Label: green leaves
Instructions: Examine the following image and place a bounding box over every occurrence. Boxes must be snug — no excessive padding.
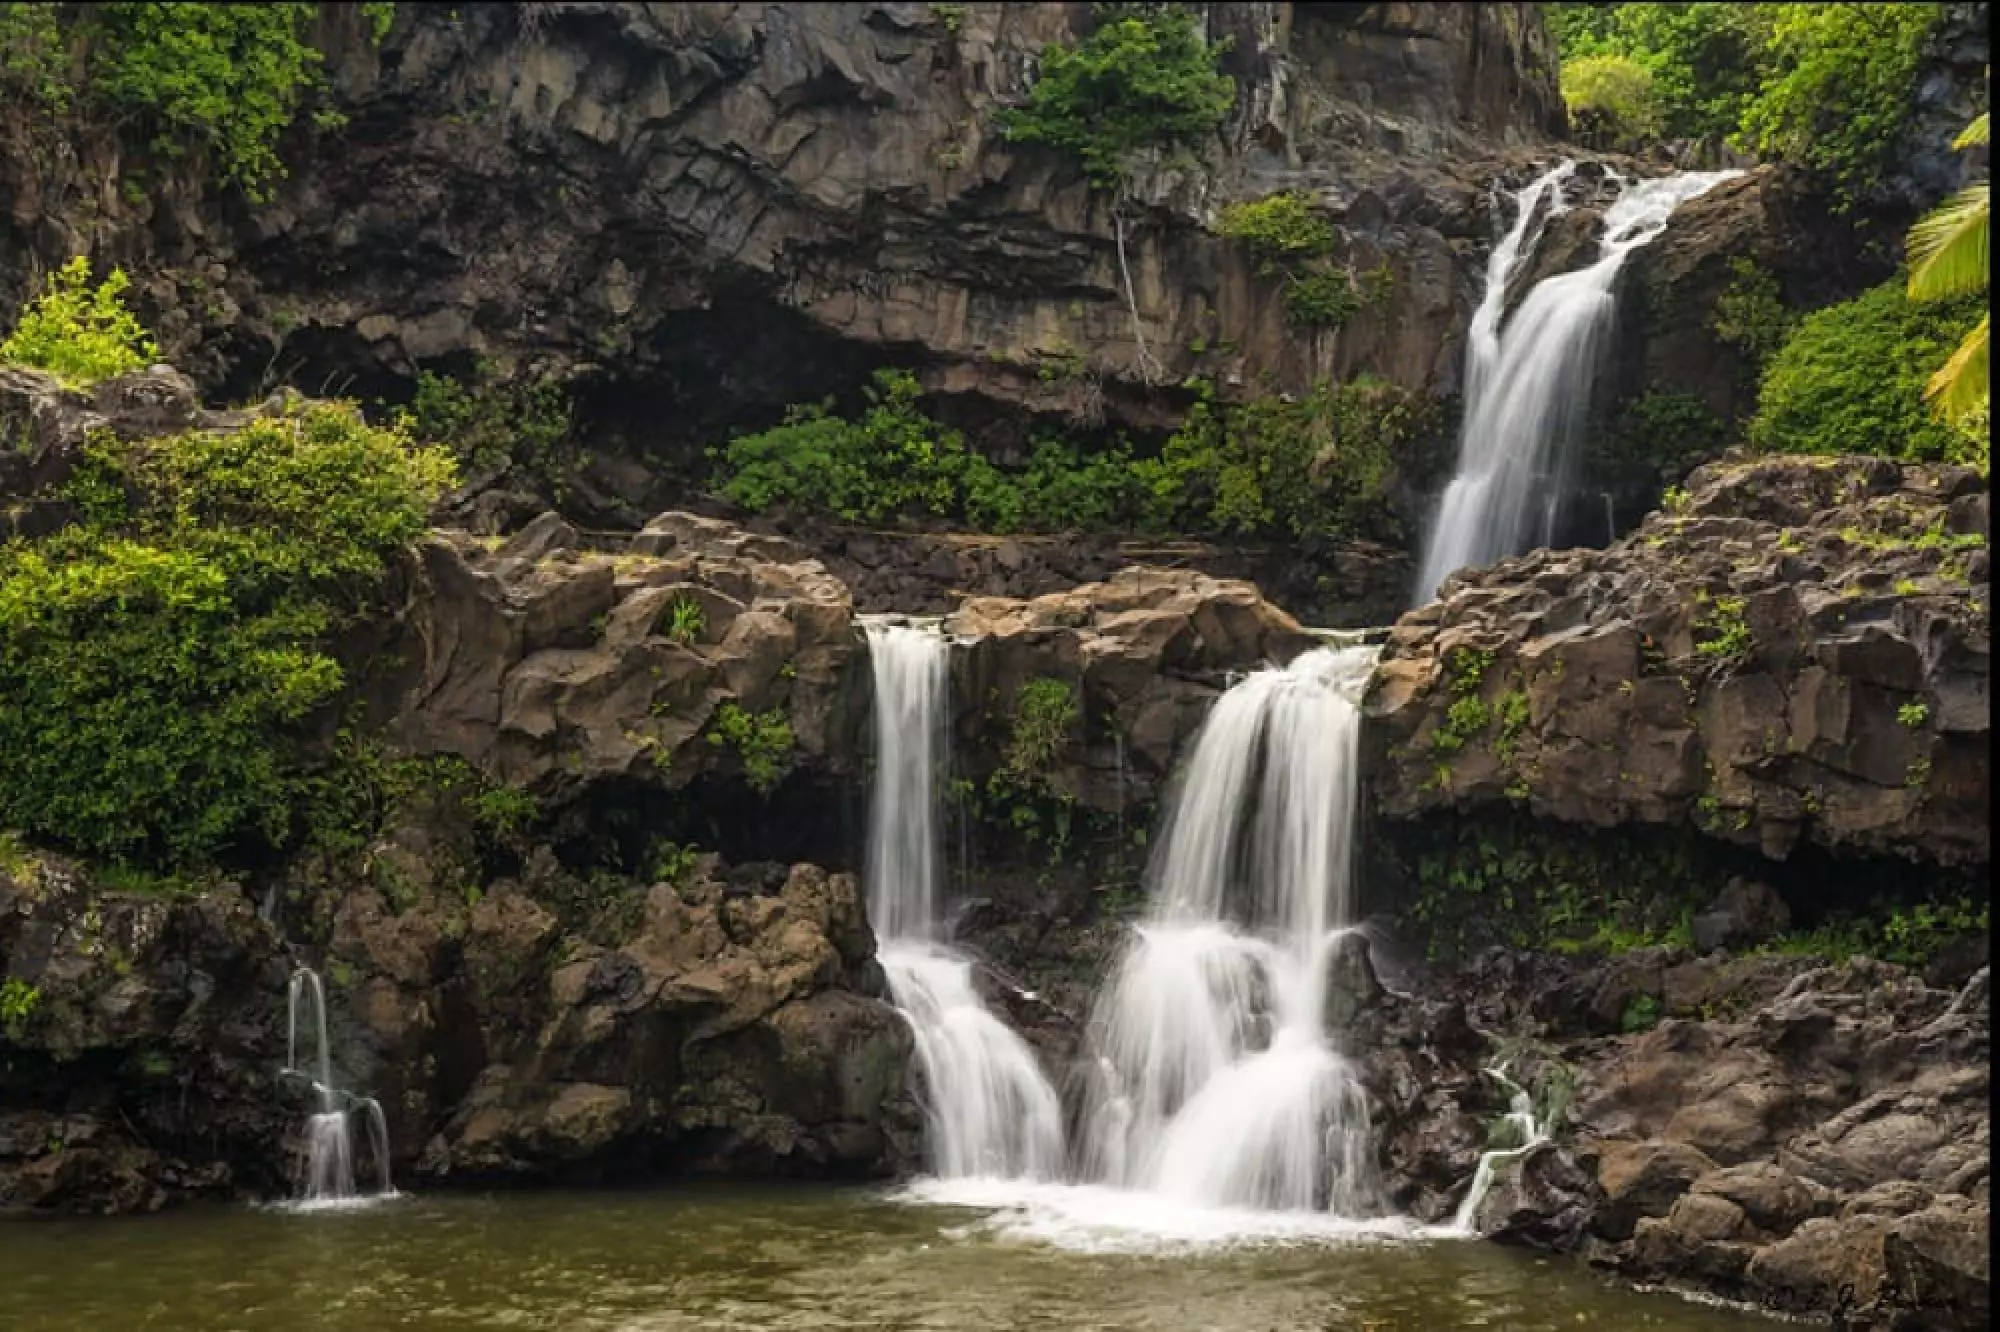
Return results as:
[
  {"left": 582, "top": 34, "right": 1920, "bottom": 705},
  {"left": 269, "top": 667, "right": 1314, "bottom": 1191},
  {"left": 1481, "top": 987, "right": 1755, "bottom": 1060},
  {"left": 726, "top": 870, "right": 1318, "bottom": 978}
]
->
[
  {"left": 0, "top": 399, "right": 453, "bottom": 868},
  {"left": 0, "top": 257, "right": 157, "bottom": 385},
  {"left": 1561, "top": 53, "right": 1666, "bottom": 149},
  {"left": 1748, "top": 278, "right": 1986, "bottom": 467},
  {"left": 998, "top": 8, "right": 1234, "bottom": 191}
]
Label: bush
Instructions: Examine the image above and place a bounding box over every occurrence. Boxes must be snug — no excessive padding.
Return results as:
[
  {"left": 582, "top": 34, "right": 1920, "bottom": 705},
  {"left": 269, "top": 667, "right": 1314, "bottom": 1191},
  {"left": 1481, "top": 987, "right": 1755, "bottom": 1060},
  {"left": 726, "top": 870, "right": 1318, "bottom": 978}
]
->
[
  {"left": 998, "top": 6, "right": 1234, "bottom": 190},
  {"left": 1561, "top": 53, "right": 1667, "bottom": 150},
  {"left": 1735, "top": 3, "right": 1941, "bottom": 209},
  {"left": 0, "top": 401, "right": 453, "bottom": 867},
  {"left": 1, "top": 4, "right": 395, "bottom": 201},
  {"left": 392, "top": 362, "right": 575, "bottom": 488},
  {"left": 1551, "top": 3, "right": 1775, "bottom": 144},
  {"left": 1748, "top": 279, "right": 1985, "bottom": 464},
  {"left": 1213, "top": 192, "right": 1335, "bottom": 268},
  {"left": 1, "top": 257, "right": 157, "bottom": 385}
]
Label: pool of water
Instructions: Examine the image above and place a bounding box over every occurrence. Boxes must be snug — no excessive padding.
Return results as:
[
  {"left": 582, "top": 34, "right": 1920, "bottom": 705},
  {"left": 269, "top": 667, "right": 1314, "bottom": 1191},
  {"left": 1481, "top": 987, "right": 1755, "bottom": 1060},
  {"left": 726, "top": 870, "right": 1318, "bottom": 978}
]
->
[{"left": 0, "top": 1182, "right": 1784, "bottom": 1330}]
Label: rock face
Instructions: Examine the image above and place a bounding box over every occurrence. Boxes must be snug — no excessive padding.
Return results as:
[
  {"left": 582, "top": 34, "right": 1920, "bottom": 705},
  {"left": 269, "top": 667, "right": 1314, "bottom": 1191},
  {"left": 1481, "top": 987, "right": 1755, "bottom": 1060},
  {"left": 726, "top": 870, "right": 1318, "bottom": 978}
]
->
[
  {"left": 1, "top": 3, "right": 1559, "bottom": 479},
  {"left": 378, "top": 509, "right": 864, "bottom": 805},
  {"left": 327, "top": 858, "right": 918, "bottom": 1182},
  {"left": 1338, "top": 929, "right": 1990, "bottom": 1329},
  {"left": 0, "top": 844, "right": 918, "bottom": 1212},
  {"left": 1367, "top": 454, "right": 1991, "bottom": 870},
  {"left": 0, "top": 852, "right": 292, "bottom": 1214}
]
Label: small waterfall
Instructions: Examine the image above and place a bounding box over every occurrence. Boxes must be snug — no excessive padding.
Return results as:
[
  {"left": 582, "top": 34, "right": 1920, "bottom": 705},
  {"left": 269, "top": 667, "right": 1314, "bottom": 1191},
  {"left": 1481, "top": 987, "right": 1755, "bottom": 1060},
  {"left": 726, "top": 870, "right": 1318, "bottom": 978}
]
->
[
  {"left": 863, "top": 621, "right": 1066, "bottom": 1181},
  {"left": 281, "top": 968, "right": 395, "bottom": 1207},
  {"left": 1078, "top": 646, "right": 1380, "bottom": 1214},
  {"left": 1602, "top": 491, "right": 1618, "bottom": 547},
  {"left": 1449, "top": 1062, "right": 1551, "bottom": 1233},
  {"left": 1415, "top": 164, "right": 1739, "bottom": 603}
]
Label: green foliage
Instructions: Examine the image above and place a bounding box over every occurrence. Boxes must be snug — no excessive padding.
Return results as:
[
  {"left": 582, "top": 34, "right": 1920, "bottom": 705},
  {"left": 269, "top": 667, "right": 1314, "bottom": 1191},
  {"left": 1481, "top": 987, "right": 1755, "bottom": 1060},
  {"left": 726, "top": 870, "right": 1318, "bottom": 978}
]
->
[
  {"left": 392, "top": 362, "right": 575, "bottom": 489},
  {"left": 1, "top": 256, "right": 157, "bottom": 385},
  {"left": 1551, "top": 3, "right": 1777, "bottom": 143},
  {"left": 1431, "top": 694, "right": 1492, "bottom": 758},
  {"left": 1620, "top": 992, "right": 1663, "bottom": 1033},
  {"left": 1897, "top": 700, "right": 1930, "bottom": 729},
  {"left": 997, "top": 6, "right": 1235, "bottom": 190},
  {"left": 1736, "top": 3, "right": 1941, "bottom": 209},
  {"left": 467, "top": 784, "right": 538, "bottom": 840},
  {"left": 715, "top": 369, "right": 1429, "bottom": 543},
  {"left": 1493, "top": 689, "right": 1532, "bottom": 765},
  {"left": 1561, "top": 53, "right": 1667, "bottom": 150},
  {"left": 0, "top": 2, "right": 69, "bottom": 109},
  {"left": 1709, "top": 257, "right": 1796, "bottom": 368},
  {"left": 0, "top": 401, "right": 453, "bottom": 868},
  {"left": 0, "top": 4, "right": 392, "bottom": 200},
  {"left": 1691, "top": 591, "right": 1753, "bottom": 671},
  {"left": 1591, "top": 391, "right": 1728, "bottom": 488},
  {"left": 1907, "top": 116, "right": 1989, "bottom": 428},
  {"left": 666, "top": 594, "right": 704, "bottom": 645},
  {"left": 1003, "top": 678, "right": 1080, "bottom": 790},
  {"left": 1749, "top": 279, "right": 1986, "bottom": 465},
  {"left": 647, "top": 839, "right": 700, "bottom": 887},
  {"left": 1768, "top": 895, "right": 1987, "bottom": 968},
  {"left": 705, "top": 703, "right": 794, "bottom": 795},
  {"left": 0, "top": 976, "right": 41, "bottom": 1034},
  {"left": 1391, "top": 816, "right": 1713, "bottom": 962},
  {"left": 1214, "top": 193, "right": 1335, "bottom": 267}
]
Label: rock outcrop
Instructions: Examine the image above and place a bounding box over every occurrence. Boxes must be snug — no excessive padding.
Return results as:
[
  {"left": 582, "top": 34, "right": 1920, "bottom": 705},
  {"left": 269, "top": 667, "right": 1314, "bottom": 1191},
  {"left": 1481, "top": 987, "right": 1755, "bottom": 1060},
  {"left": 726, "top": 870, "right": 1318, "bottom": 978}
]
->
[
  {"left": 1367, "top": 454, "right": 1991, "bottom": 870},
  {"left": 2, "top": 4, "right": 1560, "bottom": 488}
]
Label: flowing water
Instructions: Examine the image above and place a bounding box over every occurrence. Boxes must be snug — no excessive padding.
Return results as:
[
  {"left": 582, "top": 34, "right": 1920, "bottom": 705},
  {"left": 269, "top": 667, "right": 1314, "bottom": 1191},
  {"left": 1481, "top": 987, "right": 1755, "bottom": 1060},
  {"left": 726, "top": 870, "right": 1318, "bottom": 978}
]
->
[
  {"left": 281, "top": 967, "right": 395, "bottom": 1208},
  {"left": 863, "top": 620, "right": 1067, "bottom": 1182},
  {"left": 0, "top": 1187, "right": 1787, "bottom": 1330},
  {"left": 1414, "top": 164, "right": 1740, "bottom": 602},
  {"left": 1078, "top": 647, "right": 1379, "bottom": 1215}
]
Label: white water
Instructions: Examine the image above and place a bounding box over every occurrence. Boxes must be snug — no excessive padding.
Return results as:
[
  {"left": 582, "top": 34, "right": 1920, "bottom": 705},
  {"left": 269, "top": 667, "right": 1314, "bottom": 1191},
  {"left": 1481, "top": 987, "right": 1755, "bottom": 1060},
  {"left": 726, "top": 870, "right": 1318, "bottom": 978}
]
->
[
  {"left": 281, "top": 967, "right": 395, "bottom": 1208},
  {"left": 1449, "top": 1062, "right": 1552, "bottom": 1234},
  {"left": 1076, "top": 646, "right": 1381, "bottom": 1216},
  {"left": 1415, "top": 164, "right": 1740, "bottom": 602},
  {"left": 863, "top": 621, "right": 1066, "bottom": 1182}
]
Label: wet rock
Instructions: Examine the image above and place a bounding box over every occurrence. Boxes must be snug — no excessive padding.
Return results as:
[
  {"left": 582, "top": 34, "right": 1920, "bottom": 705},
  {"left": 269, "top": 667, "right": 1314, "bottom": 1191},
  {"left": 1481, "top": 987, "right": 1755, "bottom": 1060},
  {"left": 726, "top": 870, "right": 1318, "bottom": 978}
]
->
[
  {"left": 1690, "top": 877, "right": 1791, "bottom": 954},
  {"left": 1473, "top": 1142, "right": 1601, "bottom": 1251},
  {"left": 1591, "top": 1139, "right": 1720, "bottom": 1242}
]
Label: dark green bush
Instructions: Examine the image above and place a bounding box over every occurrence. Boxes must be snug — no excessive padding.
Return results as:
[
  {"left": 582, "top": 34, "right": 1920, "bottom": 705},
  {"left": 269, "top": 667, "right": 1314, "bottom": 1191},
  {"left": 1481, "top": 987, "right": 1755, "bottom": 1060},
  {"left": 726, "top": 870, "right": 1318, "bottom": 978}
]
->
[{"left": 1748, "top": 279, "right": 1985, "bottom": 464}]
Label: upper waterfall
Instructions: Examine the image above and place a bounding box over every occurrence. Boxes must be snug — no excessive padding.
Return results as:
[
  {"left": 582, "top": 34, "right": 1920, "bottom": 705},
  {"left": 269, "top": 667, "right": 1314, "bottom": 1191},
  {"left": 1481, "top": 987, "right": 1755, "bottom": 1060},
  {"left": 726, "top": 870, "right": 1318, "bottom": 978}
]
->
[{"left": 1414, "top": 164, "right": 1740, "bottom": 603}]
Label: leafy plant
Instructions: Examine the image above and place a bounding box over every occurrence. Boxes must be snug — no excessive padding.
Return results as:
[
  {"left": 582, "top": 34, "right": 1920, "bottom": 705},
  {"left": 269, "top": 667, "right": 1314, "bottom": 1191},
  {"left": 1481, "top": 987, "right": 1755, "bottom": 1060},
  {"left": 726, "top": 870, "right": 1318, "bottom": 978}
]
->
[
  {"left": 1562, "top": 53, "right": 1667, "bottom": 150},
  {"left": 1906, "top": 113, "right": 1989, "bottom": 431},
  {"left": 392, "top": 362, "right": 576, "bottom": 489},
  {"left": 1, "top": 256, "right": 157, "bottom": 385},
  {"left": 1897, "top": 700, "right": 1930, "bottom": 729},
  {"left": 1002, "top": 678, "right": 1080, "bottom": 789},
  {"left": 1710, "top": 256, "right": 1796, "bottom": 368},
  {"left": 0, "top": 977, "right": 41, "bottom": 1035},
  {"left": 1692, "top": 592, "right": 1753, "bottom": 671},
  {"left": 997, "top": 6, "right": 1235, "bottom": 190},
  {"left": 0, "top": 399, "right": 453, "bottom": 867},
  {"left": 1214, "top": 192, "right": 1336, "bottom": 267},
  {"left": 648, "top": 839, "right": 700, "bottom": 887},
  {"left": 706, "top": 703, "right": 794, "bottom": 795},
  {"left": 1620, "top": 992, "right": 1663, "bottom": 1033},
  {"left": 666, "top": 594, "right": 704, "bottom": 645},
  {"left": 1734, "top": 3, "right": 1941, "bottom": 210},
  {"left": 1748, "top": 279, "right": 1985, "bottom": 467}
]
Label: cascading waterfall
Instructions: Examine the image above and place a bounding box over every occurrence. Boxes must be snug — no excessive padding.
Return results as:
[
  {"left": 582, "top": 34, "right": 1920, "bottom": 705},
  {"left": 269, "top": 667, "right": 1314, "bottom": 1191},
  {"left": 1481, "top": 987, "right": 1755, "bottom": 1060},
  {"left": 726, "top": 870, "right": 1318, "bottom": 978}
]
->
[
  {"left": 281, "top": 967, "right": 394, "bottom": 1207},
  {"left": 1077, "top": 646, "right": 1380, "bottom": 1215},
  {"left": 1414, "top": 163, "right": 1740, "bottom": 603},
  {"left": 863, "top": 620, "right": 1066, "bottom": 1182}
]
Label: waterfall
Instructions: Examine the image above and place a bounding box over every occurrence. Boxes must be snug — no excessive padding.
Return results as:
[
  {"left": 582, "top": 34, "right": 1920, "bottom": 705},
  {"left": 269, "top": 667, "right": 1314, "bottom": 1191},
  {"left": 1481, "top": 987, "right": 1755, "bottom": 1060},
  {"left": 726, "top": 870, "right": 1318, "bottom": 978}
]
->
[
  {"left": 863, "top": 621, "right": 1066, "bottom": 1181},
  {"left": 1414, "top": 164, "right": 1740, "bottom": 603},
  {"left": 1077, "top": 646, "right": 1380, "bottom": 1214},
  {"left": 1449, "top": 1062, "right": 1552, "bottom": 1234},
  {"left": 281, "top": 967, "right": 395, "bottom": 1208}
]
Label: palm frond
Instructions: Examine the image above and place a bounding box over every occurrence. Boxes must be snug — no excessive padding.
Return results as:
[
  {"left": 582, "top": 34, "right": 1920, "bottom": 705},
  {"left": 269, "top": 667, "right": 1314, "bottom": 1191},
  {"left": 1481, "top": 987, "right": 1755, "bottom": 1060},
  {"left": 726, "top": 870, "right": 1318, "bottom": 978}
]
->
[
  {"left": 1926, "top": 313, "right": 1989, "bottom": 422},
  {"left": 1955, "top": 112, "right": 1989, "bottom": 150},
  {"left": 1907, "top": 183, "right": 1989, "bottom": 303}
]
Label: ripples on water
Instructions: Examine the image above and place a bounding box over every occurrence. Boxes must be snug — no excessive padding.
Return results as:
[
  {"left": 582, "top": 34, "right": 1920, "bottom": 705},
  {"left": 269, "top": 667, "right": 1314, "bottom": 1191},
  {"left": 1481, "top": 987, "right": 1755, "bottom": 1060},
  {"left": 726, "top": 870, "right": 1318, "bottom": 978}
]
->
[{"left": 0, "top": 1184, "right": 1786, "bottom": 1331}]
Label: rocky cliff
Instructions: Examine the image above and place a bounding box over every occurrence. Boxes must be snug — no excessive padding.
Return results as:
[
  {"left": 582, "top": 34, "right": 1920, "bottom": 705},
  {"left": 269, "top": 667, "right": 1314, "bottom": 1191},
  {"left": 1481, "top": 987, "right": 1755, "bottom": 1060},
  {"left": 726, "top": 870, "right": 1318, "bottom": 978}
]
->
[{"left": 1, "top": 3, "right": 1560, "bottom": 518}]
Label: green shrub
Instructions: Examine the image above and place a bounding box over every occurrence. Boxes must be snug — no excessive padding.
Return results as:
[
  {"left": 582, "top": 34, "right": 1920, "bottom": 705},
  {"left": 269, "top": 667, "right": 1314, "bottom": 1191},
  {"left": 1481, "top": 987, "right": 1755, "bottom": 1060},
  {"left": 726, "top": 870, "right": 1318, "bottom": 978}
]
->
[
  {"left": 1, "top": 256, "right": 157, "bottom": 385},
  {"left": 1735, "top": 3, "right": 1941, "bottom": 209},
  {"left": 998, "top": 6, "right": 1234, "bottom": 190},
  {"left": 0, "top": 2, "right": 69, "bottom": 109},
  {"left": 1213, "top": 193, "right": 1335, "bottom": 268},
  {"left": 392, "top": 362, "right": 575, "bottom": 488},
  {"left": 705, "top": 703, "right": 794, "bottom": 795},
  {"left": 1709, "top": 256, "right": 1796, "bottom": 368},
  {"left": 1561, "top": 53, "right": 1668, "bottom": 149},
  {"left": 0, "top": 976, "right": 40, "bottom": 1036},
  {"left": 1748, "top": 279, "right": 1986, "bottom": 464},
  {"left": 1003, "top": 678, "right": 1080, "bottom": 789},
  {"left": 0, "top": 401, "right": 452, "bottom": 867},
  {"left": 1551, "top": 3, "right": 1776, "bottom": 143}
]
